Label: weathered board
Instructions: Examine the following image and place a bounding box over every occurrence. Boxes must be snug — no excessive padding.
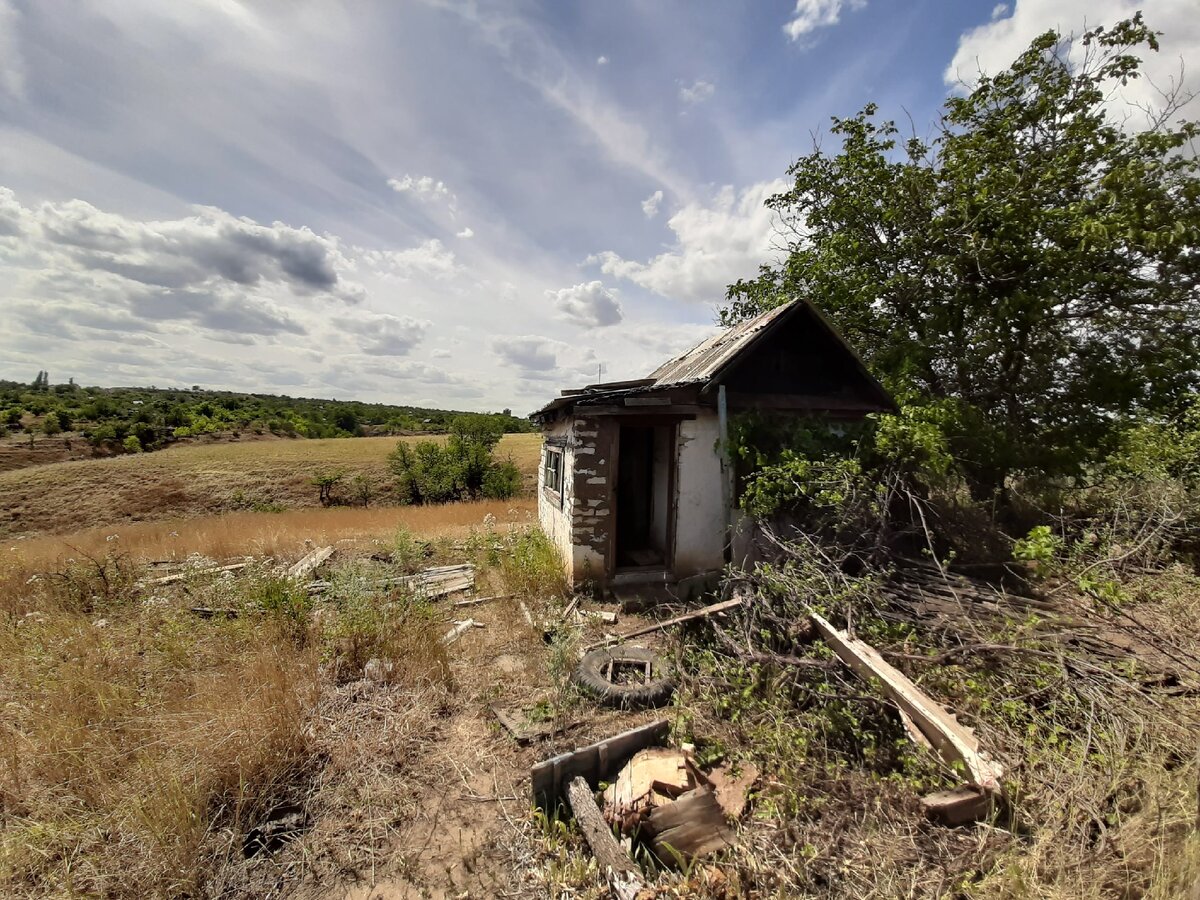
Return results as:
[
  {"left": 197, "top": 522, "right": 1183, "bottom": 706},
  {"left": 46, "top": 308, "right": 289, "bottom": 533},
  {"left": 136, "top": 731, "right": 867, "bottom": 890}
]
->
[
  {"left": 642, "top": 787, "right": 734, "bottom": 864},
  {"left": 531, "top": 719, "right": 670, "bottom": 810}
]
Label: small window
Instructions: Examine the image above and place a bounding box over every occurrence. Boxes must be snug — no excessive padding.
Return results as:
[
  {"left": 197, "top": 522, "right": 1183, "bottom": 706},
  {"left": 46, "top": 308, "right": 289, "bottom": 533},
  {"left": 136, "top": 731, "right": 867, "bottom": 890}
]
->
[{"left": 543, "top": 447, "right": 563, "bottom": 496}]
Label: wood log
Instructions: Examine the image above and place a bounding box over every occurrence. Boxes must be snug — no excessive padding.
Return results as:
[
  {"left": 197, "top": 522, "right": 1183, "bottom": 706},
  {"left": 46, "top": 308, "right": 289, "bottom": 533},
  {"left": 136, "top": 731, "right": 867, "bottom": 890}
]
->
[
  {"left": 442, "top": 618, "right": 484, "bottom": 644},
  {"left": 566, "top": 776, "right": 645, "bottom": 900},
  {"left": 920, "top": 785, "right": 993, "bottom": 826},
  {"left": 143, "top": 562, "right": 250, "bottom": 586}
]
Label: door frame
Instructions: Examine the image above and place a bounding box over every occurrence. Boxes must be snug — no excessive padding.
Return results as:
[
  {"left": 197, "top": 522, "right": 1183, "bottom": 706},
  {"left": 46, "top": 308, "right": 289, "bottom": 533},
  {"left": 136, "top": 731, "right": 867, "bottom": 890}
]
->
[{"left": 607, "top": 417, "right": 679, "bottom": 579}]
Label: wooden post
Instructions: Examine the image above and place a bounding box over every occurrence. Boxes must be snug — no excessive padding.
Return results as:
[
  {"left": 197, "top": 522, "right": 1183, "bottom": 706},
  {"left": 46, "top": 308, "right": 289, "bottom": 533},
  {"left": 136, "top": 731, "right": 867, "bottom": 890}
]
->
[{"left": 565, "top": 776, "right": 645, "bottom": 900}]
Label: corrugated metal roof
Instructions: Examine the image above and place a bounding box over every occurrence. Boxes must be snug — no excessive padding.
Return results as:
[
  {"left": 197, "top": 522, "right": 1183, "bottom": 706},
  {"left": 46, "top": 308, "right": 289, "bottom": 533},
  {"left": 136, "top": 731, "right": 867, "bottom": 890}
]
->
[{"left": 647, "top": 301, "right": 795, "bottom": 386}]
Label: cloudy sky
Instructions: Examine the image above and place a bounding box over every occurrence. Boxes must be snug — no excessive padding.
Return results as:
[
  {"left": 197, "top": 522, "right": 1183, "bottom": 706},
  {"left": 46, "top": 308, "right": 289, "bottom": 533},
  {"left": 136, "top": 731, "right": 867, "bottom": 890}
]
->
[{"left": 0, "top": 1, "right": 1196, "bottom": 413}]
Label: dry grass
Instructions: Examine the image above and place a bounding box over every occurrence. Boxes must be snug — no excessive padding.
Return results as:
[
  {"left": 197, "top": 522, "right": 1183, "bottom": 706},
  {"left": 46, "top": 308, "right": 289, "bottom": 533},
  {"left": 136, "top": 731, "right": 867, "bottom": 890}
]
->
[
  {"left": 3, "top": 499, "right": 536, "bottom": 576},
  {"left": 0, "top": 593, "right": 321, "bottom": 897},
  {"left": 0, "top": 432, "right": 542, "bottom": 538}
]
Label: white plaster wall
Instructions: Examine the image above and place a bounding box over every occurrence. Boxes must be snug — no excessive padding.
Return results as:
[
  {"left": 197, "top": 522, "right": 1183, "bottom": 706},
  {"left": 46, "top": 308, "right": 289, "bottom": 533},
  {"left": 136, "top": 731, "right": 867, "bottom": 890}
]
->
[
  {"left": 537, "top": 421, "right": 574, "bottom": 577},
  {"left": 672, "top": 413, "right": 728, "bottom": 575}
]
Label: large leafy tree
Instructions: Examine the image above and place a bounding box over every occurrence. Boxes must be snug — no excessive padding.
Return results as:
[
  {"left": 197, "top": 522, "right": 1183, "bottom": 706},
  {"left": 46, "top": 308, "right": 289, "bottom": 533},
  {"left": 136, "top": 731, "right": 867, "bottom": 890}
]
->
[{"left": 724, "top": 16, "right": 1200, "bottom": 498}]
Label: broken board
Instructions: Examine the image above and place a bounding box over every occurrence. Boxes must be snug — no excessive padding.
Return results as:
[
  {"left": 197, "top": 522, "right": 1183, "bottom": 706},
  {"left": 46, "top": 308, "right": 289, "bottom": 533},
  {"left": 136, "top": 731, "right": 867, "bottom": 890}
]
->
[
  {"left": 531, "top": 719, "right": 670, "bottom": 810},
  {"left": 811, "top": 613, "right": 1004, "bottom": 793},
  {"left": 642, "top": 787, "right": 734, "bottom": 865}
]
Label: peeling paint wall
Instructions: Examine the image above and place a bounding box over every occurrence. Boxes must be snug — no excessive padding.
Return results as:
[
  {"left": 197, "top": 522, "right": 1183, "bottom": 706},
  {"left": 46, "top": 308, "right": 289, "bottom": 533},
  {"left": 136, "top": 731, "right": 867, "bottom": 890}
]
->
[
  {"left": 566, "top": 416, "right": 614, "bottom": 583},
  {"left": 538, "top": 415, "right": 616, "bottom": 584},
  {"left": 671, "top": 413, "right": 727, "bottom": 574}
]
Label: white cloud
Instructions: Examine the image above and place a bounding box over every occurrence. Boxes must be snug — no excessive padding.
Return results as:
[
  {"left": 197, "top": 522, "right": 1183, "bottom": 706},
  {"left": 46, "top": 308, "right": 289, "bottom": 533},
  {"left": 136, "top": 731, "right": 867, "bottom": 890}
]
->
[
  {"left": 547, "top": 280, "right": 623, "bottom": 327},
  {"left": 0, "top": 0, "right": 25, "bottom": 99},
  {"left": 456, "top": 226, "right": 475, "bottom": 239},
  {"left": 337, "top": 313, "right": 431, "bottom": 356},
  {"left": 597, "top": 55, "right": 608, "bottom": 66},
  {"left": 947, "top": 1, "right": 1200, "bottom": 125},
  {"left": 0, "top": 187, "right": 365, "bottom": 303},
  {"left": 991, "top": 3, "right": 1009, "bottom": 20},
  {"left": 359, "top": 239, "right": 457, "bottom": 280},
  {"left": 588, "top": 178, "right": 788, "bottom": 303},
  {"left": 490, "top": 334, "right": 599, "bottom": 383},
  {"left": 387, "top": 174, "right": 452, "bottom": 201},
  {"left": 783, "top": 0, "right": 867, "bottom": 41},
  {"left": 679, "top": 79, "right": 715, "bottom": 104},
  {"left": 641, "top": 190, "right": 664, "bottom": 219},
  {"left": 491, "top": 334, "right": 567, "bottom": 372}
]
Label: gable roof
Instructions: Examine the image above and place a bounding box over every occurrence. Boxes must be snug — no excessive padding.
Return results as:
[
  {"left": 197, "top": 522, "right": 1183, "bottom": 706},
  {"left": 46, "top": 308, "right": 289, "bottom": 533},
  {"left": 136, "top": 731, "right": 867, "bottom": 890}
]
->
[
  {"left": 531, "top": 298, "right": 896, "bottom": 420},
  {"left": 647, "top": 302, "right": 794, "bottom": 387}
]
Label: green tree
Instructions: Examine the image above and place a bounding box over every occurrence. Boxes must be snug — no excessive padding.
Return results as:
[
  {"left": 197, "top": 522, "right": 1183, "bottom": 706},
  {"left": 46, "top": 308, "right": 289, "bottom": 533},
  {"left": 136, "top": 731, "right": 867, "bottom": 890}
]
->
[{"left": 724, "top": 15, "right": 1200, "bottom": 499}]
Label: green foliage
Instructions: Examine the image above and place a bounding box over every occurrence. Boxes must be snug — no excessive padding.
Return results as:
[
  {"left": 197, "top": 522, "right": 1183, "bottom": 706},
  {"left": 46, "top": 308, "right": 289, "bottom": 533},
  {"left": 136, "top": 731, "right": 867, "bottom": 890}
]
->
[
  {"left": 741, "top": 454, "right": 863, "bottom": 519},
  {"left": 1013, "top": 525, "right": 1064, "bottom": 574},
  {"left": 388, "top": 428, "right": 521, "bottom": 505},
  {"left": 0, "top": 377, "right": 533, "bottom": 455},
  {"left": 490, "top": 526, "right": 568, "bottom": 598},
  {"left": 246, "top": 577, "right": 313, "bottom": 647},
  {"left": 309, "top": 469, "right": 345, "bottom": 506},
  {"left": 121, "top": 435, "right": 142, "bottom": 453},
  {"left": 724, "top": 15, "right": 1200, "bottom": 500}
]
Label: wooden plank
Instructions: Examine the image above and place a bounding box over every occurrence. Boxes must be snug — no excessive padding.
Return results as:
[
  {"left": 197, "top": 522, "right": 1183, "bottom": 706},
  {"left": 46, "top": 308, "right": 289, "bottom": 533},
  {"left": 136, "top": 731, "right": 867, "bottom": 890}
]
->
[
  {"left": 565, "top": 776, "right": 645, "bottom": 900},
  {"left": 531, "top": 719, "right": 670, "bottom": 810},
  {"left": 585, "top": 597, "right": 744, "bottom": 651},
  {"left": 287, "top": 546, "right": 334, "bottom": 581},
  {"left": 442, "top": 618, "right": 484, "bottom": 644},
  {"left": 490, "top": 704, "right": 580, "bottom": 745},
  {"left": 452, "top": 593, "right": 513, "bottom": 608},
  {"left": 811, "top": 613, "right": 1004, "bottom": 793},
  {"left": 920, "top": 785, "right": 993, "bottom": 826},
  {"left": 642, "top": 787, "right": 734, "bottom": 865},
  {"left": 143, "top": 562, "right": 250, "bottom": 586}
]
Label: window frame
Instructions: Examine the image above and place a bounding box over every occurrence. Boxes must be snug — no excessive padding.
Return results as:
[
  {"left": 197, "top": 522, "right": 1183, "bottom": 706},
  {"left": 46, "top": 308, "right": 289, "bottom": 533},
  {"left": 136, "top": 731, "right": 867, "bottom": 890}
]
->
[{"left": 543, "top": 446, "right": 564, "bottom": 506}]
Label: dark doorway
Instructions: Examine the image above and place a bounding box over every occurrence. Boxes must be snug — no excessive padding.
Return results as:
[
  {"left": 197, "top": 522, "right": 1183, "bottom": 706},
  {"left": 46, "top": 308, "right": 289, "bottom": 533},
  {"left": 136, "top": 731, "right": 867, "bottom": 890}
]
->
[{"left": 615, "top": 424, "right": 673, "bottom": 569}]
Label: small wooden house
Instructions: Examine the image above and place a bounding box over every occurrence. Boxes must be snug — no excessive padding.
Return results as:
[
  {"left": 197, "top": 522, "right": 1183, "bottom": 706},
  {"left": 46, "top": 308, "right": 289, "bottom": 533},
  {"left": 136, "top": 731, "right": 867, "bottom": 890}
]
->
[{"left": 530, "top": 299, "right": 895, "bottom": 588}]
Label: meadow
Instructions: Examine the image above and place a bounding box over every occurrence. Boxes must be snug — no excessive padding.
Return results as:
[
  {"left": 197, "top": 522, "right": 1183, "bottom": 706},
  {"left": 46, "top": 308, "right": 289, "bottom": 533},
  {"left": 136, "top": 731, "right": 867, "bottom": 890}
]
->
[{"left": 0, "top": 432, "right": 542, "bottom": 539}]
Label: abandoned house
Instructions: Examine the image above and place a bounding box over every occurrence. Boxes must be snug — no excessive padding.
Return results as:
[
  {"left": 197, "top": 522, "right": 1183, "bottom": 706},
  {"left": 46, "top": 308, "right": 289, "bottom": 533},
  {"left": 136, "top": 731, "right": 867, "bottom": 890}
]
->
[{"left": 530, "top": 298, "right": 896, "bottom": 588}]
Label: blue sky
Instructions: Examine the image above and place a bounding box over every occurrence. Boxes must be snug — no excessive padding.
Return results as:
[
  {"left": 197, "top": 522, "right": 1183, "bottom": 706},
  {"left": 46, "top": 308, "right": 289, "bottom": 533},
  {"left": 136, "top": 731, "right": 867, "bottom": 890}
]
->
[{"left": 1, "top": 0, "right": 1195, "bottom": 412}]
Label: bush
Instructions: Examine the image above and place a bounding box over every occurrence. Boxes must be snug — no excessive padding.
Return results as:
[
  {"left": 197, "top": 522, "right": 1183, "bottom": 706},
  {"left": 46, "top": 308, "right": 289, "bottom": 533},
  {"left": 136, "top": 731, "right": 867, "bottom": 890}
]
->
[{"left": 388, "top": 427, "right": 520, "bottom": 505}]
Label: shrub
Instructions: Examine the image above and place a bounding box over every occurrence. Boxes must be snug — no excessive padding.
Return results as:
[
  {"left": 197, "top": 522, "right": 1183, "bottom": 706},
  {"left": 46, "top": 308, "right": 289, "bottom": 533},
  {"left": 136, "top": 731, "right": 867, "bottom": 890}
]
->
[{"left": 388, "top": 429, "right": 520, "bottom": 505}]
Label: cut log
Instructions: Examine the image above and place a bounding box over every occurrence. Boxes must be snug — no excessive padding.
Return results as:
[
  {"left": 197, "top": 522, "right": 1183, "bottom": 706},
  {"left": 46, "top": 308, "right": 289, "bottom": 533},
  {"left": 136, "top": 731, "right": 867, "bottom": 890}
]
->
[
  {"left": 920, "top": 785, "right": 993, "bottom": 826},
  {"left": 585, "top": 597, "right": 745, "bottom": 651},
  {"left": 642, "top": 787, "right": 734, "bottom": 865},
  {"left": 603, "top": 748, "right": 693, "bottom": 829},
  {"left": 811, "top": 613, "right": 1003, "bottom": 793},
  {"left": 565, "top": 776, "right": 645, "bottom": 900},
  {"left": 287, "top": 546, "right": 334, "bottom": 581},
  {"left": 705, "top": 762, "right": 760, "bottom": 820}
]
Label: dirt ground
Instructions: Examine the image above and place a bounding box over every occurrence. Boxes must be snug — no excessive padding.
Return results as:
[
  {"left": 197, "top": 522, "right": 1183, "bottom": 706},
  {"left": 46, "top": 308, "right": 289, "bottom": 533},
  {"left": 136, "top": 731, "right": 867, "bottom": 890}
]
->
[{"left": 235, "top": 579, "right": 666, "bottom": 900}]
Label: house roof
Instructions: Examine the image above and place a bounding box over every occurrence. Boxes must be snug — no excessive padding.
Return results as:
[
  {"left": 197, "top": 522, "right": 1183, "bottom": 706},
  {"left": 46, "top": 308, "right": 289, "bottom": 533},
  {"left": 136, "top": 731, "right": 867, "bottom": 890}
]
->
[
  {"left": 647, "top": 302, "right": 794, "bottom": 387},
  {"left": 530, "top": 298, "right": 895, "bottom": 421}
]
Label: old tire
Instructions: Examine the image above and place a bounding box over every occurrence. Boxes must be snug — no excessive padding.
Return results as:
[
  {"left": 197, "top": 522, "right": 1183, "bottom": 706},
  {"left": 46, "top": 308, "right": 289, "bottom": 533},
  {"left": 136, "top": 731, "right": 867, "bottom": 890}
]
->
[{"left": 573, "top": 645, "right": 675, "bottom": 708}]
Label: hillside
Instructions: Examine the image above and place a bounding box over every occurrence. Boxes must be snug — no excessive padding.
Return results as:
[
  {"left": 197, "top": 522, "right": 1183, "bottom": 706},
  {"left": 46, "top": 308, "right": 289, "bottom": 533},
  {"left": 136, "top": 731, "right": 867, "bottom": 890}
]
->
[
  {"left": 0, "top": 432, "right": 542, "bottom": 538},
  {"left": 0, "top": 378, "right": 534, "bottom": 461}
]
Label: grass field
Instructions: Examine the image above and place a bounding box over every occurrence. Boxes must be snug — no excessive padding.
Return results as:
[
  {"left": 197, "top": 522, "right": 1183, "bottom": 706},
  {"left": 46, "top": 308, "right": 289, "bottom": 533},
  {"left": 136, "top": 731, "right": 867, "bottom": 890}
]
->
[{"left": 0, "top": 433, "right": 542, "bottom": 538}]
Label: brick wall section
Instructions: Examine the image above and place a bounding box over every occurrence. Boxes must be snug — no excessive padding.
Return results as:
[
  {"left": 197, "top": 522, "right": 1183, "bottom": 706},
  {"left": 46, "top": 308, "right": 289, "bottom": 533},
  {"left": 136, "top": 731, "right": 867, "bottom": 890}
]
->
[{"left": 568, "top": 415, "right": 614, "bottom": 574}]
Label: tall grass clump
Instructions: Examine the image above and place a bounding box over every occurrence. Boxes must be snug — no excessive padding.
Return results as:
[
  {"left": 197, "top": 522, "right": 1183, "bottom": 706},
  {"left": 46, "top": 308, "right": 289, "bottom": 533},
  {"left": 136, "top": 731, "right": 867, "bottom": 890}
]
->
[
  {"left": 0, "top": 566, "right": 320, "bottom": 898},
  {"left": 489, "top": 525, "right": 568, "bottom": 599}
]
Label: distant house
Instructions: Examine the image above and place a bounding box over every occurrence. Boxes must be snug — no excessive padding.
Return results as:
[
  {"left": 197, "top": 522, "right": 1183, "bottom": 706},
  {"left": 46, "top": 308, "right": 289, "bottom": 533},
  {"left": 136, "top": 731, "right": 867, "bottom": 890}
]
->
[{"left": 530, "top": 299, "right": 895, "bottom": 588}]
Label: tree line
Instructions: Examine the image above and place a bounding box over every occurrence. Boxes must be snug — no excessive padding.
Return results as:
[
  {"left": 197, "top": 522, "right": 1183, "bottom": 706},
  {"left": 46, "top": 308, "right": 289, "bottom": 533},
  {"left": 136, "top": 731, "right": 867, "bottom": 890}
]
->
[{"left": 0, "top": 378, "right": 533, "bottom": 453}]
